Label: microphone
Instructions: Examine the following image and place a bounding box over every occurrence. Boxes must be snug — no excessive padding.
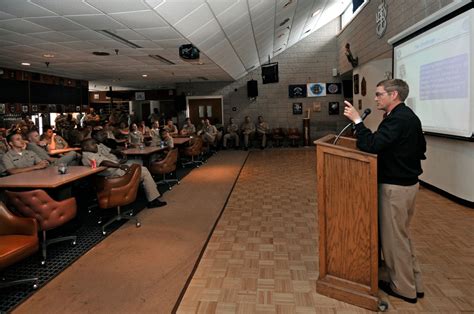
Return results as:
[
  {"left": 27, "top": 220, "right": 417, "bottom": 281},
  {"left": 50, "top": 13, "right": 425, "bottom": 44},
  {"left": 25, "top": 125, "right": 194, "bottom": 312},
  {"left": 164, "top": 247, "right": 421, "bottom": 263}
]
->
[
  {"left": 334, "top": 108, "right": 372, "bottom": 145},
  {"left": 360, "top": 108, "right": 372, "bottom": 120}
]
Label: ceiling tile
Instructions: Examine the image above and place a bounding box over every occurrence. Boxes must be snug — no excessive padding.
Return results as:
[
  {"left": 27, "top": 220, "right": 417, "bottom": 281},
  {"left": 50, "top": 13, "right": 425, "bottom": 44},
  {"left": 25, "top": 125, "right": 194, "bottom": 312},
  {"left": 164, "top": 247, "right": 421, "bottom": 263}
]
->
[
  {"left": 87, "top": 39, "right": 129, "bottom": 49},
  {"left": 135, "top": 27, "right": 182, "bottom": 41},
  {"left": 0, "top": 33, "right": 47, "bottom": 45},
  {"left": 0, "top": 1, "right": 55, "bottom": 18},
  {"left": 0, "top": 19, "right": 51, "bottom": 34},
  {"left": 25, "top": 16, "right": 86, "bottom": 31},
  {"left": 67, "top": 15, "right": 125, "bottom": 30},
  {"left": 57, "top": 41, "right": 99, "bottom": 50},
  {"left": 0, "top": 10, "right": 16, "bottom": 20},
  {"left": 31, "top": 31, "right": 79, "bottom": 42},
  {"left": 62, "top": 30, "right": 108, "bottom": 41},
  {"left": 109, "top": 10, "right": 168, "bottom": 29},
  {"left": 173, "top": 4, "right": 214, "bottom": 37},
  {"left": 31, "top": 0, "right": 101, "bottom": 15},
  {"left": 153, "top": 0, "right": 205, "bottom": 25},
  {"left": 85, "top": 0, "right": 150, "bottom": 14},
  {"left": 152, "top": 39, "right": 187, "bottom": 49}
]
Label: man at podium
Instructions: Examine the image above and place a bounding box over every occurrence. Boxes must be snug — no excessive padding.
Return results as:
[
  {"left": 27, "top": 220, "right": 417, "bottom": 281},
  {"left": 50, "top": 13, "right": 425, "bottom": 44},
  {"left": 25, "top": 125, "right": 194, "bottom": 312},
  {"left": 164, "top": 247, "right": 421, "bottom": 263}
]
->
[{"left": 343, "top": 79, "right": 426, "bottom": 304}]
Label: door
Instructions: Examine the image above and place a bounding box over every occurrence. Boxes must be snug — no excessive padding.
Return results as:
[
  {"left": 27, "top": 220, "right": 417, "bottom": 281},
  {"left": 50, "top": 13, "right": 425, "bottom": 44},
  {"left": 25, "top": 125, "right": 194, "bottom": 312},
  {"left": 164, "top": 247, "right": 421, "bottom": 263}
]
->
[{"left": 187, "top": 97, "right": 223, "bottom": 127}]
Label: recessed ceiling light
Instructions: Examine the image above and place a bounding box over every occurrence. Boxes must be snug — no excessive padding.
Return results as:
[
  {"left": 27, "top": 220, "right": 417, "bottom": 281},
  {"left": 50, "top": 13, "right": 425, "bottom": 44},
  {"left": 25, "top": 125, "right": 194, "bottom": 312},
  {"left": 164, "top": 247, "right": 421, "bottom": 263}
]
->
[
  {"left": 312, "top": 9, "right": 321, "bottom": 17},
  {"left": 142, "top": 74, "right": 148, "bottom": 78},
  {"left": 43, "top": 54, "right": 55, "bottom": 58},
  {"left": 21, "top": 62, "right": 30, "bottom": 66},
  {"left": 92, "top": 51, "right": 110, "bottom": 56}
]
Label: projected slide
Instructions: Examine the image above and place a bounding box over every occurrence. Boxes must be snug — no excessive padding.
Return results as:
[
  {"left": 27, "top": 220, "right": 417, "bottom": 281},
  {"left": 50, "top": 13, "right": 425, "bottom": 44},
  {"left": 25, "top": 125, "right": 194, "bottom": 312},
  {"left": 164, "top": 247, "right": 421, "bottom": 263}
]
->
[{"left": 394, "top": 8, "right": 473, "bottom": 138}]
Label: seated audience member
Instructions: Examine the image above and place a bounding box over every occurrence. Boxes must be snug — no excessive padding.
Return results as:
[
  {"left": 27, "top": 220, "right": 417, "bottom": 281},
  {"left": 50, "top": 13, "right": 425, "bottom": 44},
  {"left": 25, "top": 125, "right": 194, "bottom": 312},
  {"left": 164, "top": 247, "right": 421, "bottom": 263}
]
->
[
  {"left": 197, "top": 118, "right": 218, "bottom": 145},
  {"left": 93, "top": 130, "right": 122, "bottom": 153},
  {"left": 117, "top": 122, "right": 130, "bottom": 139},
  {"left": 26, "top": 130, "right": 79, "bottom": 166},
  {"left": 0, "top": 134, "right": 9, "bottom": 176},
  {"left": 84, "top": 108, "right": 100, "bottom": 127},
  {"left": 138, "top": 120, "right": 150, "bottom": 137},
  {"left": 164, "top": 119, "right": 179, "bottom": 137},
  {"left": 3, "top": 133, "right": 49, "bottom": 175},
  {"left": 149, "top": 121, "right": 162, "bottom": 147},
  {"left": 103, "top": 123, "right": 117, "bottom": 140},
  {"left": 241, "top": 116, "right": 256, "bottom": 150},
  {"left": 223, "top": 117, "right": 240, "bottom": 149},
  {"left": 41, "top": 126, "right": 69, "bottom": 151},
  {"left": 160, "top": 129, "right": 174, "bottom": 149},
  {"left": 256, "top": 115, "right": 270, "bottom": 149},
  {"left": 81, "top": 139, "right": 166, "bottom": 208},
  {"left": 128, "top": 123, "right": 143, "bottom": 147},
  {"left": 180, "top": 118, "right": 196, "bottom": 136}
]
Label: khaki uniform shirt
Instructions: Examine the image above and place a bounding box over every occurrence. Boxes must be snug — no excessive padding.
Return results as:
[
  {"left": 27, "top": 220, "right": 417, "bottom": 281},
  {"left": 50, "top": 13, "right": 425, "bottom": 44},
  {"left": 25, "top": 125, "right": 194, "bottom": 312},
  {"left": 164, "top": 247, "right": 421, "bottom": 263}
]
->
[
  {"left": 257, "top": 122, "right": 269, "bottom": 134},
  {"left": 241, "top": 122, "right": 255, "bottom": 134},
  {"left": 182, "top": 124, "right": 196, "bottom": 134},
  {"left": 3, "top": 149, "right": 43, "bottom": 171},
  {"left": 27, "top": 142, "right": 49, "bottom": 160},
  {"left": 128, "top": 131, "right": 143, "bottom": 145},
  {"left": 82, "top": 148, "right": 123, "bottom": 177},
  {"left": 227, "top": 123, "right": 239, "bottom": 134},
  {"left": 149, "top": 128, "right": 162, "bottom": 146}
]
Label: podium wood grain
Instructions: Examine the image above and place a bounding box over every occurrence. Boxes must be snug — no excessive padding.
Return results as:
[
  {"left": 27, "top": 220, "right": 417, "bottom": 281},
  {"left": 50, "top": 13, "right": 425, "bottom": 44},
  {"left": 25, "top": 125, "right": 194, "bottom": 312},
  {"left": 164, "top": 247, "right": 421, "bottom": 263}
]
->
[{"left": 315, "top": 135, "right": 380, "bottom": 311}]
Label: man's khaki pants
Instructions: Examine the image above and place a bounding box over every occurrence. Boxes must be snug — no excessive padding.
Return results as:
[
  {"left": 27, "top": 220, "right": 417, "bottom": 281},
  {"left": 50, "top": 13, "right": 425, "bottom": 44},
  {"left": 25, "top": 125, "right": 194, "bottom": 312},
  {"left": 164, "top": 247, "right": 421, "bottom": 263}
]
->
[{"left": 379, "top": 183, "right": 424, "bottom": 299}]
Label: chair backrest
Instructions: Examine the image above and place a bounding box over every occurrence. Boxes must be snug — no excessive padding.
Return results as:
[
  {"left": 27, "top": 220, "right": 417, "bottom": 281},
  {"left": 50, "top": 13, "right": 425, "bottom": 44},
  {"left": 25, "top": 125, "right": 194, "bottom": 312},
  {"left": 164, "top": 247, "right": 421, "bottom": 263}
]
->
[
  {"left": 183, "top": 137, "right": 203, "bottom": 157},
  {"left": 95, "top": 163, "right": 141, "bottom": 209},
  {"left": 288, "top": 128, "right": 300, "bottom": 136},
  {"left": 149, "top": 148, "right": 178, "bottom": 175},
  {"left": 0, "top": 201, "right": 38, "bottom": 236},
  {"left": 0, "top": 201, "right": 39, "bottom": 271},
  {"left": 5, "top": 190, "right": 77, "bottom": 231}
]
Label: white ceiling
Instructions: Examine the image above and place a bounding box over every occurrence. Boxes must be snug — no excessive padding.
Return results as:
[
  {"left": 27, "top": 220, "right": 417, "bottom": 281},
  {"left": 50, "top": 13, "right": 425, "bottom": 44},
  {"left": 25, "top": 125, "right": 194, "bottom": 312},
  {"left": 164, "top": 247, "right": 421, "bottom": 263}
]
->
[{"left": 0, "top": 0, "right": 350, "bottom": 90}]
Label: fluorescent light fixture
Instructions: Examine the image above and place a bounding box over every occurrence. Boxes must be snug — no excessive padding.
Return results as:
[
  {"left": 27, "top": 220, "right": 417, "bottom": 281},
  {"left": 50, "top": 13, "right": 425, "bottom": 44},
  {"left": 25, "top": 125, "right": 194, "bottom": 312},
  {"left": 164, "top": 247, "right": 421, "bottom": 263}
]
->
[
  {"left": 21, "top": 62, "right": 30, "bottom": 66},
  {"left": 43, "top": 54, "right": 55, "bottom": 58},
  {"left": 142, "top": 74, "right": 148, "bottom": 78},
  {"left": 96, "top": 30, "right": 142, "bottom": 49},
  {"left": 148, "top": 54, "right": 175, "bottom": 65},
  {"left": 312, "top": 9, "right": 321, "bottom": 17}
]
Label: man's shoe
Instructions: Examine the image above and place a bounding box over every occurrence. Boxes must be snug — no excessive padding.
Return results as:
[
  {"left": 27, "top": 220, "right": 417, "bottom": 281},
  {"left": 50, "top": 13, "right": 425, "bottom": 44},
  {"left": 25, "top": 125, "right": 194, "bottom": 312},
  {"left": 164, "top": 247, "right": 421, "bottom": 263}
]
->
[
  {"left": 147, "top": 198, "right": 167, "bottom": 208},
  {"left": 379, "top": 281, "right": 417, "bottom": 304},
  {"left": 417, "top": 292, "right": 424, "bottom": 298}
]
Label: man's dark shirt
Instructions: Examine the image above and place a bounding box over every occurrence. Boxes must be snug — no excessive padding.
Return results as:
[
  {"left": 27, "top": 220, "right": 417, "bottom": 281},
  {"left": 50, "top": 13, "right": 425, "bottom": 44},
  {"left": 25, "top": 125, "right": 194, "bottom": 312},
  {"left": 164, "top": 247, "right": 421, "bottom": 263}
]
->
[{"left": 354, "top": 103, "right": 426, "bottom": 186}]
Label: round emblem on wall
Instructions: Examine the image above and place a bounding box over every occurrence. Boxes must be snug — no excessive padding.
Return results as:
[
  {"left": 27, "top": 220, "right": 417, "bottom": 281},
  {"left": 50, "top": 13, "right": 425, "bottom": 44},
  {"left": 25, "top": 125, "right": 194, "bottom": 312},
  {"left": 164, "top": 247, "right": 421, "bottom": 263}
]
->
[{"left": 376, "top": 0, "right": 388, "bottom": 38}]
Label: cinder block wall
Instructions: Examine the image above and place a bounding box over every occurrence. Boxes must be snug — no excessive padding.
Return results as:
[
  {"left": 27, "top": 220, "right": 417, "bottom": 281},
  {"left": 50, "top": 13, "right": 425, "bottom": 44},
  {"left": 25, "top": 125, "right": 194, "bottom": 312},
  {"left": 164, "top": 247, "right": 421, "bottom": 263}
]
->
[
  {"left": 337, "top": 0, "right": 456, "bottom": 74},
  {"left": 177, "top": 18, "right": 346, "bottom": 142}
]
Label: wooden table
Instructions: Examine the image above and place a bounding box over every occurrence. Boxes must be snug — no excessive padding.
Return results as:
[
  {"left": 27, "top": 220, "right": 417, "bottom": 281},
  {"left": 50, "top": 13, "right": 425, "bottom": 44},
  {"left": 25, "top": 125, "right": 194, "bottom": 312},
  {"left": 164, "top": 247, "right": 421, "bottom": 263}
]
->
[
  {"left": 0, "top": 166, "right": 105, "bottom": 189},
  {"left": 122, "top": 146, "right": 165, "bottom": 167},
  {"left": 173, "top": 137, "right": 191, "bottom": 145},
  {"left": 49, "top": 147, "right": 81, "bottom": 156}
]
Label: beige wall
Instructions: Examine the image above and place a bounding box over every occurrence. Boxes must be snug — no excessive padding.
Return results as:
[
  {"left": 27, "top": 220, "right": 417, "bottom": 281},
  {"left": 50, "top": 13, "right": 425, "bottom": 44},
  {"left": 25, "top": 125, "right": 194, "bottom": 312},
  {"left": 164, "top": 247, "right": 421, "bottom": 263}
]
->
[{"left": 338, "top": 0, "right": 473, "bottom": 203}]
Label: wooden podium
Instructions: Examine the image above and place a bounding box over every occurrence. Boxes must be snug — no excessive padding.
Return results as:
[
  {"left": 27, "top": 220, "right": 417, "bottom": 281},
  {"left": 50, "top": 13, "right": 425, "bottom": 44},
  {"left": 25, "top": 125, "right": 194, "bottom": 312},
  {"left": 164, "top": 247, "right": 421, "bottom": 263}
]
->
[{"left": 314, "top": 134, "right": 387, "bottom": 311}]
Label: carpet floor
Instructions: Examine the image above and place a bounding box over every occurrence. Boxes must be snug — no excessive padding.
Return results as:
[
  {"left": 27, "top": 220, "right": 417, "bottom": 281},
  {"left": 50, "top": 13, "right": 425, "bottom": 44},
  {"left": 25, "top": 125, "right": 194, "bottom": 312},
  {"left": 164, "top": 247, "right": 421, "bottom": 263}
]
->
[{"left": 12, "top": 150, "right": 248, "bottom": 314}]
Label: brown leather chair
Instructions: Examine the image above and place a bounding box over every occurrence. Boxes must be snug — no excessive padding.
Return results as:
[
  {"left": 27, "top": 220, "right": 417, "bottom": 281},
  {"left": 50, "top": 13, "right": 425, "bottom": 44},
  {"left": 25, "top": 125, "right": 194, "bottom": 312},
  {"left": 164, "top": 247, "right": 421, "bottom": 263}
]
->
[
  {"left": 149, "top": 148, "right": 179, "bottom": 190},
  {"left": 5, "top": 190, "right": 77, "bottom": 265},
  {"left": 0, "top": 202, "right": 39, "bottom": 289},
  {"left": 287, "top": 127, "right": 301, "bottom": 147},
  {"left": 272, "top": 128, "right": 285, "bottom": 147},
  {"left": 95, "top": 163, "right": 142, "bottom": 235},
  {"left": 181, "top": 137, "right": 204, "bottom": 168}
]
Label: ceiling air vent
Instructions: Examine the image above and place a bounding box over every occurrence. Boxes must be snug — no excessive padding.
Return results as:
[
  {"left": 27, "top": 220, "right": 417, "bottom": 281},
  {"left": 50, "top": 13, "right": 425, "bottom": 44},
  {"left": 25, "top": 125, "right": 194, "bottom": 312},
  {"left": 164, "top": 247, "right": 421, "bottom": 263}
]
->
[
  {"left": 279, "top": 18, "right": 290, "bottom": 27},
  {"left": 148, "top": 55, "right": 175, "bottom": 65},
  {"left": 92, "top": 51, "right": 110, "bottom": 56}
]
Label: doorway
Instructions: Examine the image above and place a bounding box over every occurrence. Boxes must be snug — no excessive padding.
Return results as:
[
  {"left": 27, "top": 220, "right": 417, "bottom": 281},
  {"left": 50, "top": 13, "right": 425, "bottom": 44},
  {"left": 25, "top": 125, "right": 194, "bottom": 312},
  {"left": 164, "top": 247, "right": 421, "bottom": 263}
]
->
[{"left": 186, "top": 96, "right": 223, "bottom": 128}]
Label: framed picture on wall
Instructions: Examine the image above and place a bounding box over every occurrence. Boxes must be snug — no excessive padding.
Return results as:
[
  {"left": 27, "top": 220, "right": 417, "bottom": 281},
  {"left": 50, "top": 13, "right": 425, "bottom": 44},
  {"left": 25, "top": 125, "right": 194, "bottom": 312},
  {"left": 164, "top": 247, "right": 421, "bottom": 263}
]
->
[
  {"left": 0, "top": 103, "right": 5, "bottom": 114},
  {"left": 353, "top": 74, "right": 359, "bottom": 94},
  {"left": 329, "top": 102, "right": 340, "bottom": 115},
  {"left": 292, "top": 102, "right": 303, "bottom": 115},
  {"left": 22, "top": 105, "right": 29, "bottom": 113}
]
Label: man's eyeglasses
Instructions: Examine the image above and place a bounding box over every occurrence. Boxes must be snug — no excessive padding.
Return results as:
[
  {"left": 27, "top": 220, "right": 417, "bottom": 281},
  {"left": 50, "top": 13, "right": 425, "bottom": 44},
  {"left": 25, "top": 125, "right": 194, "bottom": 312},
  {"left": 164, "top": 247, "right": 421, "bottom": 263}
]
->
[{"left": 375, "top": 91, "right": 390, "bottom": 97}]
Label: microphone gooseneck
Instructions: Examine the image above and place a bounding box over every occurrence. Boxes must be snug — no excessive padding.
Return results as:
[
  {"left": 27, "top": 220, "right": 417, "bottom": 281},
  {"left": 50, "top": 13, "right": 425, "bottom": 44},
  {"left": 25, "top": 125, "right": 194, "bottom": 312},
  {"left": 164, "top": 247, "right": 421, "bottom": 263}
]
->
[{"left": 333, "top": 108, "right": 372, "bottom": 145}]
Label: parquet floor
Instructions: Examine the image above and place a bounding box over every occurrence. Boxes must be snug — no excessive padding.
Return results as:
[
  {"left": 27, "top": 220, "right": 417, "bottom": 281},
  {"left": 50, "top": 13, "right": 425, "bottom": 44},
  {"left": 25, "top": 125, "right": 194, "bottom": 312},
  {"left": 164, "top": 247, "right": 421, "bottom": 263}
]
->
[{"left": 177, "top": 148, "right": 474, "bottom": 313}]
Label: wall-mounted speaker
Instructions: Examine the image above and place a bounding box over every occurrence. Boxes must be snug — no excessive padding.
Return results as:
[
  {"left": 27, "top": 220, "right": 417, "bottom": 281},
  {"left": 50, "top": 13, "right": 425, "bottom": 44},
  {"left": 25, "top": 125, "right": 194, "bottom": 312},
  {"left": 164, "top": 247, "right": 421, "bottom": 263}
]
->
[
  {"left": 247, "top": 80, "right": 258, "bottom": 98},
  {"left": 261, "top": 62, "right": 279, "bottom": 84}
]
